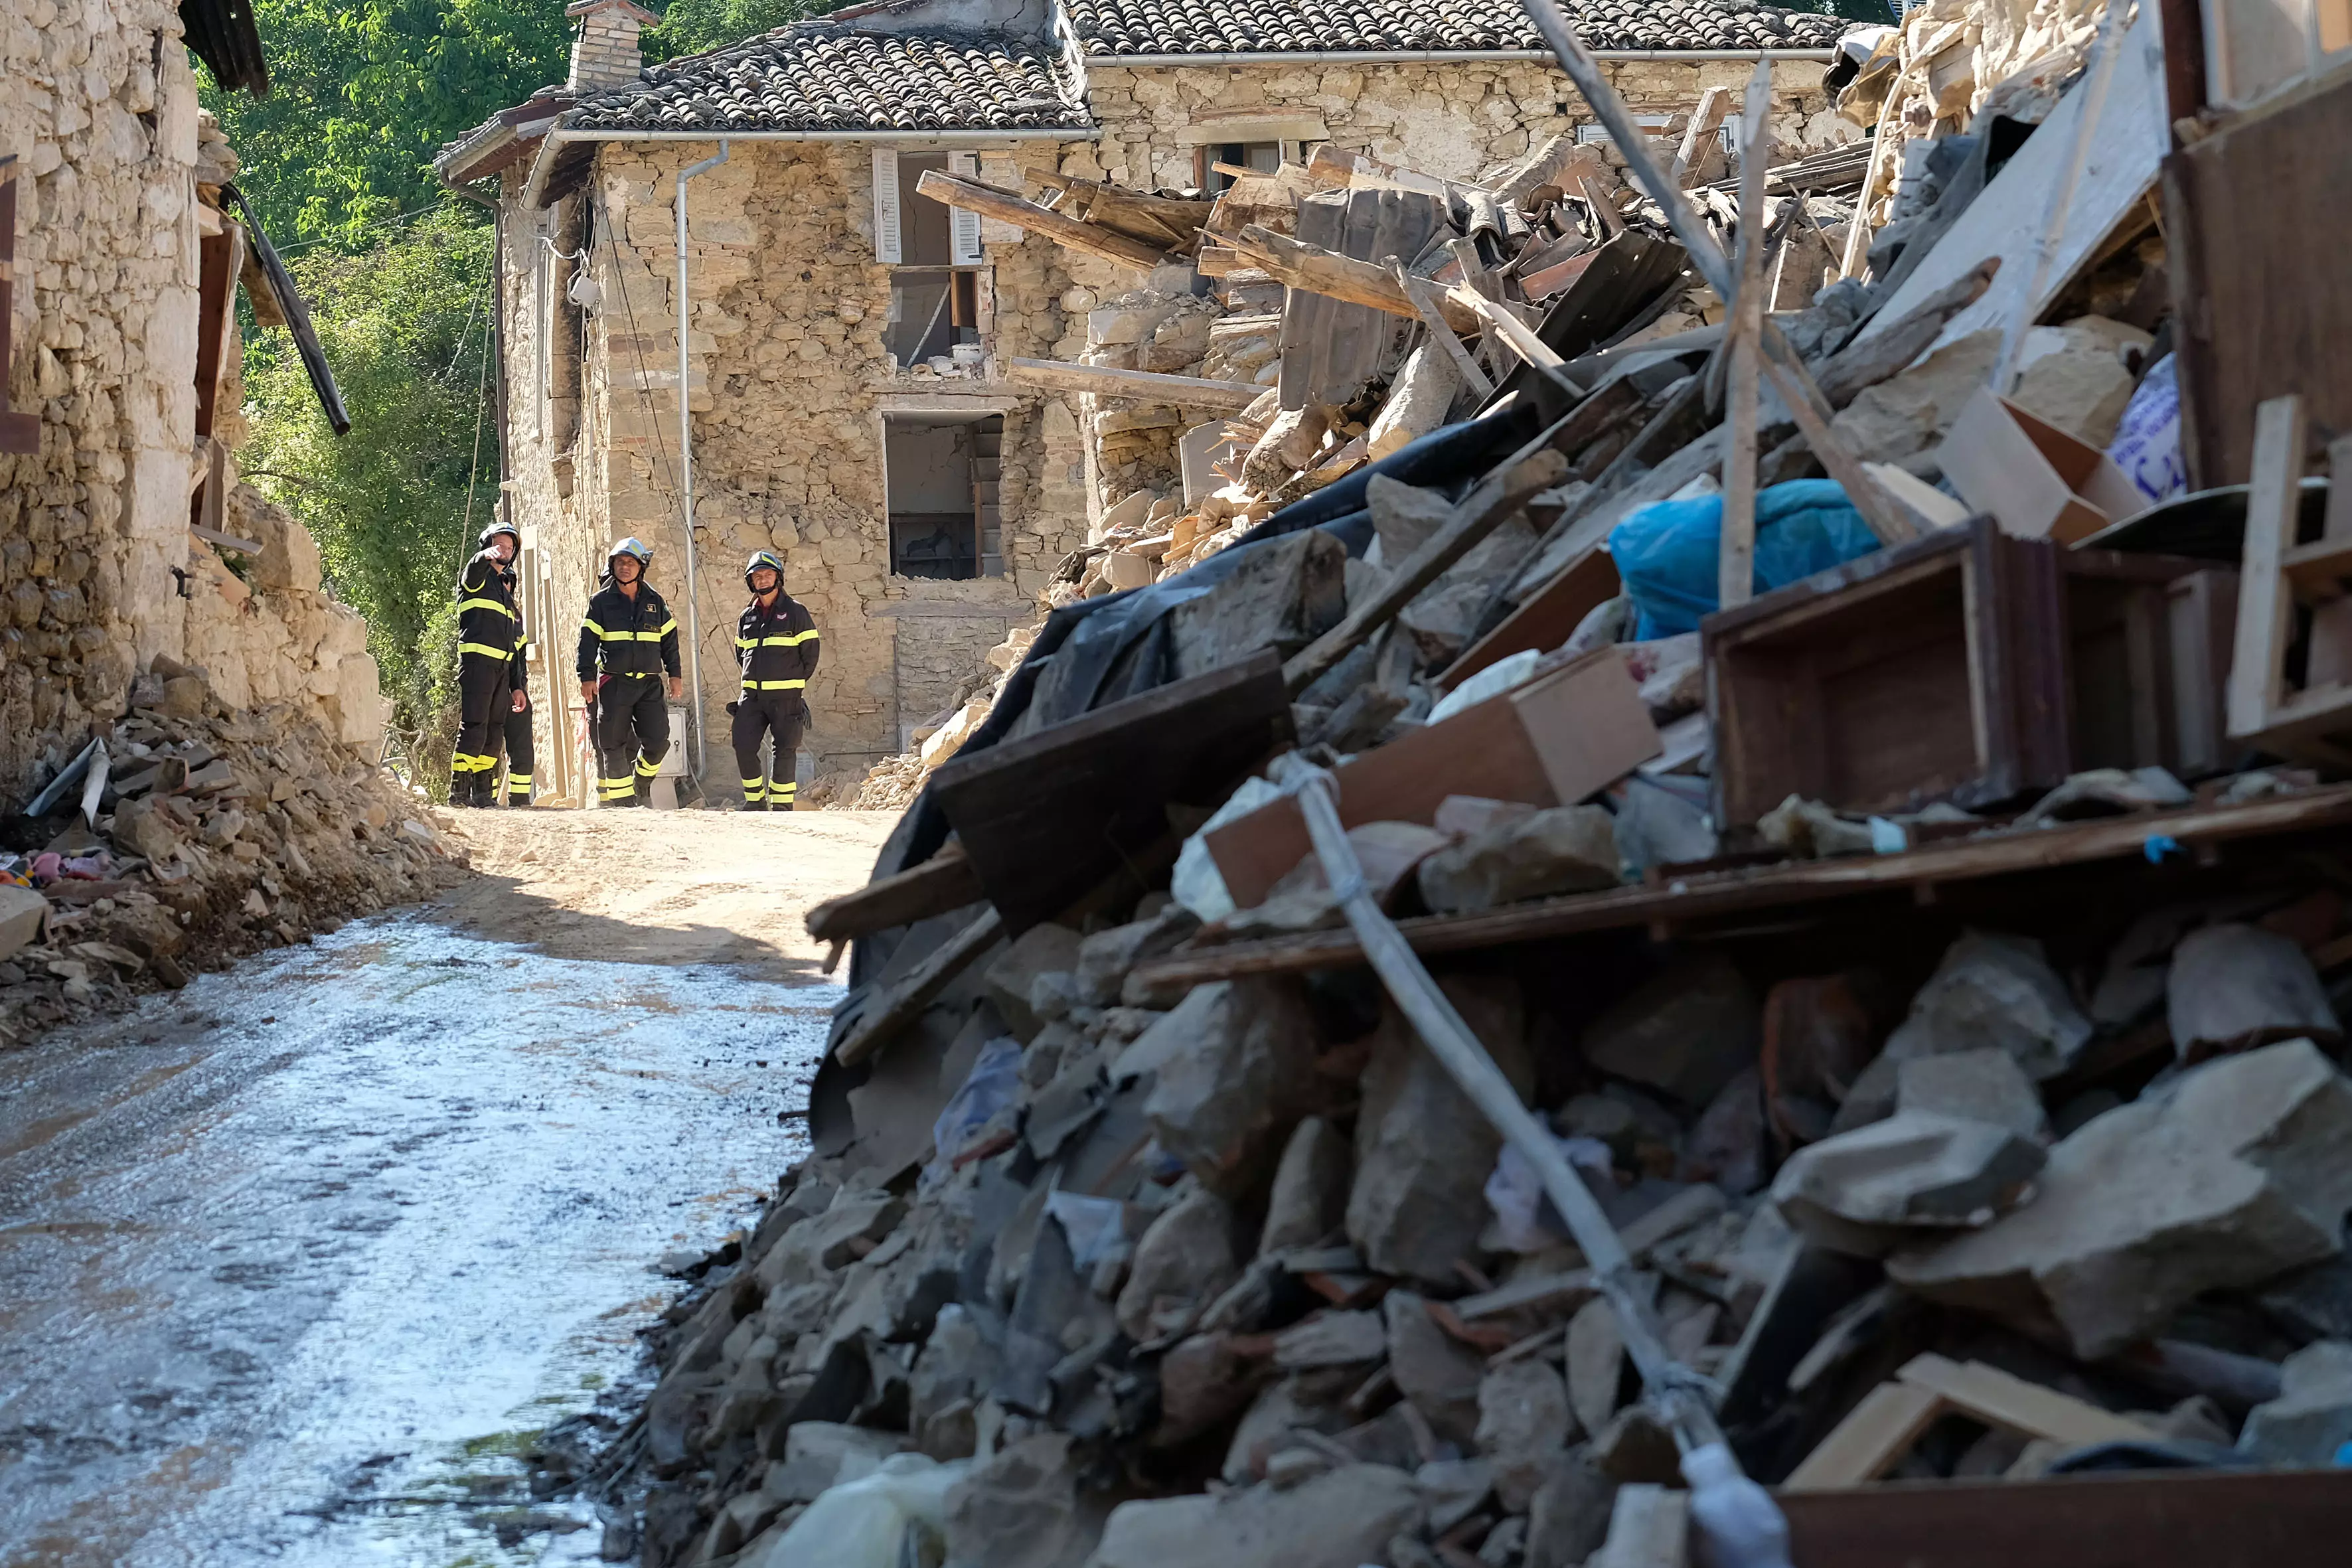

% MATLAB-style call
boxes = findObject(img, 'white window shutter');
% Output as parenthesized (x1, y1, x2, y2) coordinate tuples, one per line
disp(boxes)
(872, 148, 902, 265)
(948, 151, 984, 264)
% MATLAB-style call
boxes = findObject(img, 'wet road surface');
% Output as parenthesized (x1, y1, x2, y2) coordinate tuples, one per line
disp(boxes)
(0, 912, 836, 1566)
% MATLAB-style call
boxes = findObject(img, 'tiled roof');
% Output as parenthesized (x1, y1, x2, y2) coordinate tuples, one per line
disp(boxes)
(563, 25, 1092, 133)
(1067, 0, 1848, 56)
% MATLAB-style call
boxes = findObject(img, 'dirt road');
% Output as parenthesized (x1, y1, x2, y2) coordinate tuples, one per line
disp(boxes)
(0, 807, 896, 1567)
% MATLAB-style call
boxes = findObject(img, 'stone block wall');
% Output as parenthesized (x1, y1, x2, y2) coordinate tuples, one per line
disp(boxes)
(1071, 56, 1853, 192)
(0, 0, 390, 800)
(512, 139, 1096, 793)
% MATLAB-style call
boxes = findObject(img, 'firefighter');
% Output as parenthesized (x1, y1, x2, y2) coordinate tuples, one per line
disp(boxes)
(730, 550, 819, 811)
(449, 522, 528, 807)
(576, 538, 682, 808)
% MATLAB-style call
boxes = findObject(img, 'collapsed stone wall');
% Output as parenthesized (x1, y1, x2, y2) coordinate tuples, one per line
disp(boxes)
(1, 4, 388, 813)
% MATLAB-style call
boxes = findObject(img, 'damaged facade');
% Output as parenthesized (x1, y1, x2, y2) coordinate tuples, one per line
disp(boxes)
(441, 0, 1849, 801)
(1, 0, 451, 1038)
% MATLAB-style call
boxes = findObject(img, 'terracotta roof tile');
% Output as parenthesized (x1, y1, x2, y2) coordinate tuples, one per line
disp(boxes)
(1066, 0, 1847, 56)
(565, 26, 1093, 134)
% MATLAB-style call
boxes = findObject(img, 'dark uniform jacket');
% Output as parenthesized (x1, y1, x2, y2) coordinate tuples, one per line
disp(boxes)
(455, 553, 524, 666)
(735, 593, 819, 695)
(577, 581, 681, 684)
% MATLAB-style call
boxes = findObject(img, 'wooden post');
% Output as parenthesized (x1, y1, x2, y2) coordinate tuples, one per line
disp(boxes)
(1719, 59, 1774, 612)
(1231, 225, 1484, 333)
(1391, 261, 1495, 400)
(2226, 395, 2306, 742)
(1670, 86, 1737, 187)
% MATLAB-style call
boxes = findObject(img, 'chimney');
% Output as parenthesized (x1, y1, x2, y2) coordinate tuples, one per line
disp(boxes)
(566, 0, 658, 93)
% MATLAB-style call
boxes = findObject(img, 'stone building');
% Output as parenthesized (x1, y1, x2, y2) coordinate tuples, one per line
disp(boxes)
(1, 0, 386, 805)
(439, 0, 1847, 802)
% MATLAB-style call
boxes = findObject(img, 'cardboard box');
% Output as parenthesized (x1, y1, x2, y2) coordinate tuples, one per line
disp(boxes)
(1940, 386, 2145, 545)
(1204, 646, 1661, 910)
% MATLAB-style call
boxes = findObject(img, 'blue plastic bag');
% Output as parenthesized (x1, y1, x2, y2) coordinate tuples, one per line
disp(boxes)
(1609, 479, 1883, 639)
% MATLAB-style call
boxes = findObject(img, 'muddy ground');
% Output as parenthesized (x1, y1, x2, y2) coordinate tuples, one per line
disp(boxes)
(0, 808, 898, 1567)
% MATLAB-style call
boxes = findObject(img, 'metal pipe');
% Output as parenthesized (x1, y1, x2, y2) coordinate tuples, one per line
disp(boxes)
(675, 138, 728, 783)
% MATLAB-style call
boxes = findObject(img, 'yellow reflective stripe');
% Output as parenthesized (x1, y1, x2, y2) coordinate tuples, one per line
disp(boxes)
(582, 619, 606, 637)
(744, 679, 807, 690)
(457, 598, 516, 619)
(458, 642, 513, 659)
(656, 618, 678, 636)
(772, 783, 797, 795)
(757, 633, 817, 647)
(635, 758, 662, 777)
(735, 637, 757, 649)
(595, 629, 669, 641)
(505, 775, 532, 787)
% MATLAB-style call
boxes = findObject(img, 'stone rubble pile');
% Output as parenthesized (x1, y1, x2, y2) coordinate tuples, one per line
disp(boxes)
(0, 659, 461, 1045)
(584, 2, 2352, 1561)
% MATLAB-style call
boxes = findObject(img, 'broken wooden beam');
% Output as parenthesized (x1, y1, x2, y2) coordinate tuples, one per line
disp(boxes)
(1229, 224, 1484, 335)
(1006, 358, 1266, 412)
(832, 906, 1003, 1067)
(1817, 258, 2002, 408)
(805, 841, 984, 946)
(914, 169, 1172, 272)
(1282, 432, 1571, 696)
(1127, 783, 2352, 998)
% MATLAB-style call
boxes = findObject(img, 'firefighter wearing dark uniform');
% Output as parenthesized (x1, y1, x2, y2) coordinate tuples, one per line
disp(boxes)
(576, 537, 682, 808)
(493, 618, 536, 807)
(450, 523, 528, 808)
(730, 550, 819, 811)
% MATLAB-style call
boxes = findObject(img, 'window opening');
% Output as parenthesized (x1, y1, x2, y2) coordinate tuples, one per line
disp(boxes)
(1202, 140, 1283, 195)
(884, 413, 1004, 580)
(878, 150, 986, 370)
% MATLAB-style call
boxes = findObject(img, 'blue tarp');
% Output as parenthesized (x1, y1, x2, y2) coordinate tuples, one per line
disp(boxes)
(1608, 479, 1882, 639)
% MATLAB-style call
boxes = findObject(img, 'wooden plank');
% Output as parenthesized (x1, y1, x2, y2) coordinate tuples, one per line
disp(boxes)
(913, 169, 1170, 272)
(929, 650, 1294, 935)
(1670, 86, 1736, 187)
(1391, 262, 1494, 400)
(1778, 1466, 2352, 1568)
(2227, 394, 2305, 741)
(1782, 1382, 1947, 1491)
(2167, 72, 2352, 487)
(1005, 358, 1263, 412)
(193, 222, 246, 441)
(805, 842, 983, 945)
(832, 907, 1002, 1067)
(1281, 437, 1571, 696)
(1719, 60, 1772, 614)
(1231, 224, 1484, 335)
(1895, 1354, 2152, 1447)
(1127, 782, 2352, 993)
(1447, 285, 1583, 398)
(1438, 542, 1620, 692)
(1456, 1268, 1597, 1322)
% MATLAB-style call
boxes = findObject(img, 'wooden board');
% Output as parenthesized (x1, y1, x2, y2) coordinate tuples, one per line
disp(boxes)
(805, 842, 983, 945)
(2167, 70, 2352, 488)
(1005, 358, 1264, 411)
(1778, 1466, 2352, 1568)
(1895, 1354, 2153, 1447)
(1127, 783, 2352, 994)
(929, 650, 1294, 935)
(1854, 3, 2167, 358)
(1207, 646, 1658, 911)
(1782, 1381, 1946, 1491)
(1437, 544, 1620, 692)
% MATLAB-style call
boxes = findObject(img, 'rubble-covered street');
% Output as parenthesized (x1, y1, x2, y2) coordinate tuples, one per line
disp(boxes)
(0, 813, 895, 1567)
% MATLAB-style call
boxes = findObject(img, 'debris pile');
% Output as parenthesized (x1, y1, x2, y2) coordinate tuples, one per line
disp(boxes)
(0, 658, 461, 1044)
(601, 1, 2352, 1561)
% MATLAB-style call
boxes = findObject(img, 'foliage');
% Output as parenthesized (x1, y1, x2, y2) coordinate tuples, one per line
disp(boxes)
(642, 0, 841, 62)
(238, 208, 497, 740)
(198, 0, 570, 248)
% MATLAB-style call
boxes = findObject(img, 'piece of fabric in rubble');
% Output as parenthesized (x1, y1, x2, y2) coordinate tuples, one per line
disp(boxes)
(1609, 479, 1881, 639)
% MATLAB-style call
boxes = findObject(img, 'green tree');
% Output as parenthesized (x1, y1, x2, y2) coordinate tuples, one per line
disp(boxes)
(239, 208, 497, 751)
(199, 0, 570, 247)
(641, 0, 837, 62)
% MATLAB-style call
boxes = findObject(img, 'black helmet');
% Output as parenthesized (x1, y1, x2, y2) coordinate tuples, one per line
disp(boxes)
(744, 549, 785, 589)
(479, 522, 521, 554)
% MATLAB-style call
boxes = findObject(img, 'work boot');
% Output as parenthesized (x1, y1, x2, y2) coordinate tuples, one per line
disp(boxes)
(635, 774, 654, 807)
